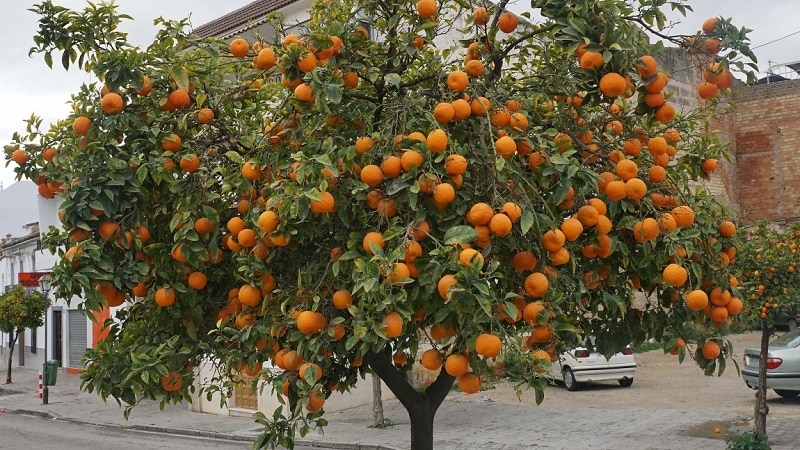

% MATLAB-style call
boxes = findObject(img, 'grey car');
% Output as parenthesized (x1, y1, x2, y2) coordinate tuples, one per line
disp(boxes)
(742, 327, 800, 398)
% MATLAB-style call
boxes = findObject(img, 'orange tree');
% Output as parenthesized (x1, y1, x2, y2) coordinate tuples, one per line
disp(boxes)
(0, 285, 49, 384)
(734, 222, 800, 440)
(5, 0, 756, 448)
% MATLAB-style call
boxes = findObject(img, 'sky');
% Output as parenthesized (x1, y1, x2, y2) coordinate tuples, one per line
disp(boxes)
(2, 0, 800, 188)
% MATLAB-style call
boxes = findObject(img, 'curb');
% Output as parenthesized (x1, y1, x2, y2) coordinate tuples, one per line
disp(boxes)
(295, 442, 399, 450)
(7, 408, 54, 419)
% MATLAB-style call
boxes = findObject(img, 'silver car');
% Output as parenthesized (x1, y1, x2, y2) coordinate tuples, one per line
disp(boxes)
(549, 337, 637, 391)
(742, 327, 800, 398)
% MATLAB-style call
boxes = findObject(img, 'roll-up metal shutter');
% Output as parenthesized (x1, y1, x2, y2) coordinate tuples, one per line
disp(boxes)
(68, 310, 87, 368)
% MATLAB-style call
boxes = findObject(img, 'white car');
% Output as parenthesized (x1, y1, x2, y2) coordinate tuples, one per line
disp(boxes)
(549, 337, 637, 391)
(742, 327, 800, 398)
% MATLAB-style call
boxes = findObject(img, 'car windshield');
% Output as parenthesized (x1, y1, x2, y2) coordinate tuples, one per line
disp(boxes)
(771, 328, 800, 348)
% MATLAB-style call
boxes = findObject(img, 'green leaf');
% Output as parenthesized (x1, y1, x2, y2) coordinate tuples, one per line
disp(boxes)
(443, 226, 478, 245)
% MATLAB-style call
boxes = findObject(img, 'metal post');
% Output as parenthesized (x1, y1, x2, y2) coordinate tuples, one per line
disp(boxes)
(42, 308, 48, 405)
(38, 273, 51, 405)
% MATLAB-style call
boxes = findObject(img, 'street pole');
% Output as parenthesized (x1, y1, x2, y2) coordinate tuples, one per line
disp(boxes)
(39, 274, 51, 405)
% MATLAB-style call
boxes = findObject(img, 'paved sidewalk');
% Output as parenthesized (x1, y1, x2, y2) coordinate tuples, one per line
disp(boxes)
(1, 363, 796, 449)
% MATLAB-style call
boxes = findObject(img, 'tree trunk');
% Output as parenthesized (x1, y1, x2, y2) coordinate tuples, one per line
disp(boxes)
(365, 351, 455, 450)
(371, 375, 385, 427)
(754, 327, 772, 439)
(5, 330, 18, 384)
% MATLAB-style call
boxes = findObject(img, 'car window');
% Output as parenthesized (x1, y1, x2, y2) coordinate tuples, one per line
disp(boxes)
(771, 328, 800, 348)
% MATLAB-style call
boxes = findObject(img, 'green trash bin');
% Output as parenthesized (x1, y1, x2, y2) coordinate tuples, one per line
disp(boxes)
(44, 360, 58, 386)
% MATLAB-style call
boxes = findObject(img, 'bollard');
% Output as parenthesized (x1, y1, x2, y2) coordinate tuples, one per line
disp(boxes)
(38, 372, 43, 399)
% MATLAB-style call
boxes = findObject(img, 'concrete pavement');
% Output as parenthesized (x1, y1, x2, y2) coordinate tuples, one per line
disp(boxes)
(1, 362, 796, 449)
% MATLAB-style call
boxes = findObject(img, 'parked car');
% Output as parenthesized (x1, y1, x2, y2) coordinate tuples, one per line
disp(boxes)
(742, 327, 800, 398)
(774, 310, 800, 330)
(548, 337, 637, 391)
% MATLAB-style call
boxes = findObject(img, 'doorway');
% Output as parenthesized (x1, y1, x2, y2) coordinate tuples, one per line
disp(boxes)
(52, 309, 63, 366)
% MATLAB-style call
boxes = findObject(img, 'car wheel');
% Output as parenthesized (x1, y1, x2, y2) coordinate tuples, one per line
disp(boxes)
(774, 389, 800, 398)
(618, 378, 634, 387)
(788, 319, 797, 331)
(563, 367, 578, 391)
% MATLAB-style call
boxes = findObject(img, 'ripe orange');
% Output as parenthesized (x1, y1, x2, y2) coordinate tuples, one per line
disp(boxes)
(465, 59, 484, 77)
(305, 390, 326, 412)
(417, 0, 437, 19)
(701, 340, 721, 359)
(297, 310, 322, 334)
(433, 102, 455, 123)
(383, 312, 403, 338)
(633, 218, 659, 242)
(662, 263, 688, 287)
(254, 46, 276, 70)
(229, 37, 250, 57)
(685, 289, 708, 311)
(179, 153, 201, 173)
(459, 248, 484, 267)
(702, 158, 718, 173)
(194, 217, 213, 235)
(257, 210, 279, 233)
(560, 218, 584, 241)
(501, 202, 522, 222)
(101, 92, 124, 114)
(197, 108, 215, 124)
(444, 354, 469, 377)
(654, 103, 676, 123)
(238, 284, 262, 307)
(310, 191, 336, 213)
(444, 154, 467, 176)
(72, 116, 91, 136)
(446, 70, 469, 92)
(494, 136, 517, 159)
(615, 159, 638, 181)
(360, 164, 384, 186)
(188, 271, 208, 290)
(698, 82, 719, 99)
(161, 371, 183, 392)
(511, 251, 537, 272)
(294, 83, 314, 102)
(470, 96, 491, 116)
(162, 133, 182, 152)
(363, 231, 385, 253)
(541, 229, 565, 252)
(576, 205, 599, 227)
(400, 150, 424, 171)
(437, 274, 457, 301)
(489, 213, 513, 237)
(645, 72, 668, 93)
(381, 156, 403, 178)
(598, 72, 627, 98)
(421, 349, 442, 370)
(624, 177, 647, 201)
(672, 205, 695, 228)
(355, 136, 374, 154)
(475, 333, 502, 357)
(636, 55, 658, 78)
(579, 51, 604, 70)
(332, 290, 353, 309)
(299, 362, 323, 382)
(523, 302, 545, 324)
(524, 272, 549, 298)
(426, 129, 449, 153)
(498, 11, 518, 33)
(702, 17, 718, 34)
(155, 287, 176, 307)
(466, 203, 493, 226)
(718, 220, 736, 238)
(473, 7, 489, 25)
(168, 89, 191, 109)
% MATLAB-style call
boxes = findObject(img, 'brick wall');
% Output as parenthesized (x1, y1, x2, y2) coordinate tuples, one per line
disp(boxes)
(731, 79, 800, 224)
